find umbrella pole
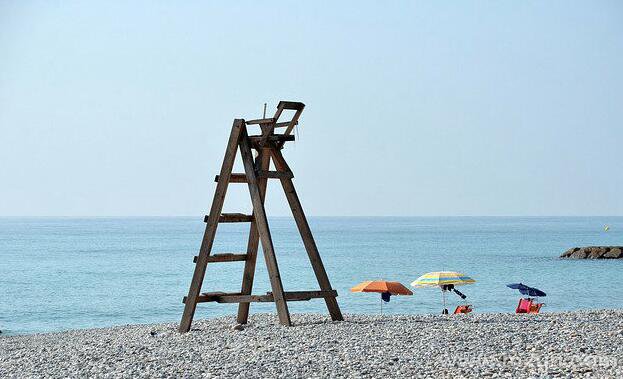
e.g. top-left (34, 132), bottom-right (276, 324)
top-left (380, 297), bottom-right (383, 315)
top-left (442, 288), bottom-right (448, 315)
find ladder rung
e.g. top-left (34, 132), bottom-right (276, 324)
top-left (275, 121), bottom-right (297, 128)
top-left (214, 171), bottom-right (293, 183)
top-left (284, 290), bottom-right (338, 301)
top-left (197, 292), bottom-right (265, 303)
top-left (204, 214), bottom-right (254, 223)
top-left (212, 213), bottom-right (254, 223)
top-left (278, 101), bottom-right (305, 111)
top-left (249, 135), bottom-right (295, 144)
top-left (245, 119), bottom-right (297, 129)
top-left (246, 117), bottom-right (276, 125)
top-left (214, 174), bottom-right (247, 183)
top-left (256, 171), bottom-right (294, 179)
top-left (190, 290), bottom-right (338, 304)
top-left (183, 291), bottom-right (236, 304)
top-left (193, 253), bottom-right (248, 263)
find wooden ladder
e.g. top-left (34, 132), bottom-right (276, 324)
top-left (179, 101), bottom-right (343, 332)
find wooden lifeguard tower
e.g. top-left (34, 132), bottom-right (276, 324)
top-left (179, 101), bottom-right (343, 332)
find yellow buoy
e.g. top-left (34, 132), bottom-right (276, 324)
top-left (604, 225), bottom-right (610, 232)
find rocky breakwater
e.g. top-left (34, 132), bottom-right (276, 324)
top-left (560, 246), bottom-right (623, 259)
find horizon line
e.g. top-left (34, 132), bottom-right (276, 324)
top-left (0, 215), bottom-right (621, 218)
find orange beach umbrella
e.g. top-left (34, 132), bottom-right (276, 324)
top-left (351, 281), bottom-right (413, 295)
top-left (351, 280), bottom-right (413, 313)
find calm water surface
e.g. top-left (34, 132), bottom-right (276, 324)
top-left (1, 217), bottom-right (622, 335)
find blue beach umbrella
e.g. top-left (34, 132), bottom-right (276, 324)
top-left (506, 283), bottom-right (546, 298)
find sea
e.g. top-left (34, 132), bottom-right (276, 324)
top-left (1, 217), bottom-right (622, 336)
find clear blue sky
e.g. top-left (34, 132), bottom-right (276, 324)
top-left (1, 1), bottom-right (621, 216)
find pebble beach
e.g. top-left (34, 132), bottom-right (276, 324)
top-left (1, 310), bottom-right (622, 378)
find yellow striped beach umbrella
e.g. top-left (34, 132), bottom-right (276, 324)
top-left (411, 271), bottom-right (476, 314)
top-left (411, 271), bottom-right (475, 287)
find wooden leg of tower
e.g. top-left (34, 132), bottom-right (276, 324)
top-left (270, 149), bottom-right (344, 321)
top-left (179, 120), bottom-right (243, 333)
top-left (236, 148), bottom-right (271, 324)
top-left (239, 127), bottom-right (292, 326)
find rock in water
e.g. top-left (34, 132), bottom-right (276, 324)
top-left (604, 247), bottom-right (623, 259)
top-left (570, 249), bottom-right (588, 259)
top-left (588, 247), bottom-right (606, 259)
top-left (561, 246), bottom-right (623, 259)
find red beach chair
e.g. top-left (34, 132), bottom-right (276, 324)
top-left (515, 298), bottom-right (533, 313)
top-left (528, 302), bottom-right (543, 314)
top-left (453, 304), bottom-right (473, 314)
